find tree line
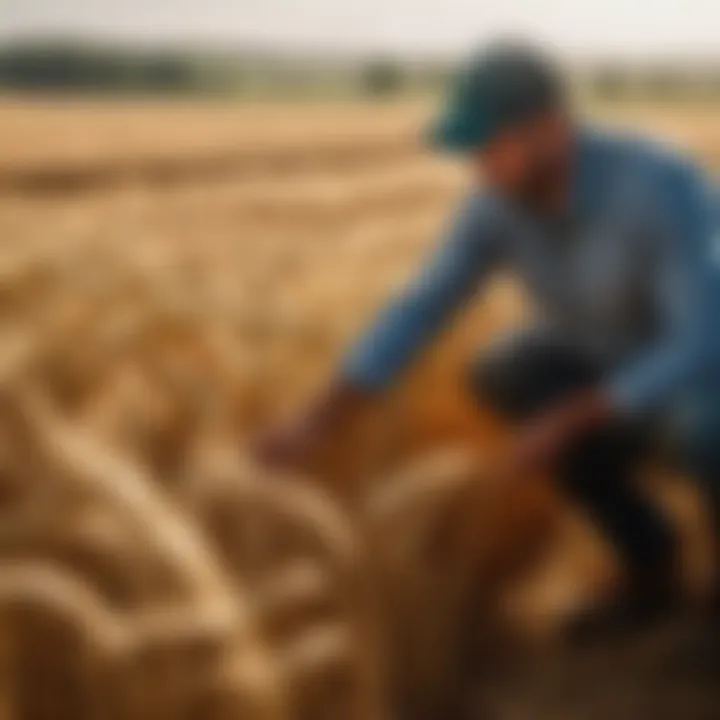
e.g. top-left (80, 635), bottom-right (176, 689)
top-left (0, 42), bottom-right (210, 94)
top-left (1, 41), bottom-right (718, 101)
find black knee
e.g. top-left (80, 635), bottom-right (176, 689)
top-left (467, 351), bottom-right (530, 420)
top-left (467, 333), bottom-right (597, 421)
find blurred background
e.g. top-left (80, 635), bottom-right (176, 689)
top-left (0, 2), bottom-right (718, 719)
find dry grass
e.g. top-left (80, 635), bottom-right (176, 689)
top-left (0, 97), bottom-right (717, 719)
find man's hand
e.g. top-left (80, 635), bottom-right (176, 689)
top-left (253, 381), bottom-right (370, 471)
top-left (508, 389), bottom-right (615, 477)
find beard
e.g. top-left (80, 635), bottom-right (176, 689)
top-left (516, 152), bottom-right (571, 215)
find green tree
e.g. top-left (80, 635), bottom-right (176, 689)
top-left (363, 59), bottom-right (403, 97)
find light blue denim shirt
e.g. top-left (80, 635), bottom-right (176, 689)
top-left (343, 127), bottom-right (720, 415)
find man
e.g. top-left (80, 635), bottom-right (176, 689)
top-left (259, 41), bottom-right (720, 624)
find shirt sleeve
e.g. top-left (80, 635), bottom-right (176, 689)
top-left (342, 191), bottom-right (503, 391)
top-left (606, 161), bottom-right (720, 414)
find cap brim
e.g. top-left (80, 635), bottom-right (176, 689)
top-left (428, 111), bottom-right (485, 154)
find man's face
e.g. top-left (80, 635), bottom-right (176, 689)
top-left (475, 110), bottom-right (573, 213)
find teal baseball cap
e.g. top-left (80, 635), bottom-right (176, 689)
top-left (430, 41), bottom-right (565, 154)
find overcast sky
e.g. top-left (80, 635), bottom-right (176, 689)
top-left (3, 0), bottom-right (719, 60)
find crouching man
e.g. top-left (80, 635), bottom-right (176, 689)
top-left (258, 41), bottom-right (720, 630)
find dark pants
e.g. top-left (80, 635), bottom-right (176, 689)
top-left (468, 329), bottom-right (683, 588)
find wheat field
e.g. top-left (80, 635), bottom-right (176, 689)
top-left (0, 97), bottom-right (718, 719)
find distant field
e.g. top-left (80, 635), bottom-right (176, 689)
top-left (0, 97), bottom-right (717, 170)
top-left (0, 99), bottom-right (461, 447)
